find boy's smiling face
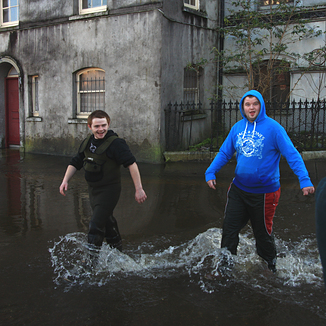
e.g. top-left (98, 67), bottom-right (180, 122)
top-left (88, 117), bottom-right (110, 139)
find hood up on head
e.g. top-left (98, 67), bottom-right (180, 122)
top-left (238, 90), bottom-right (267, 139)
top-left (239, 89), bottom-right (267, 123)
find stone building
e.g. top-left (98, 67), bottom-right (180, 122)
top-left (0, 0), bottom-right (219, 162)
top-left (222, 0), bottom-right (326, 102)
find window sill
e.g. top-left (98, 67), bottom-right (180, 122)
top-left (0, 24), bottom-right (19, 32)
top-left (69, 10), bottom-right (109, 21)
top-left (68, 119), bottom-right (88, 124)
top-left (182, 6), bottom-right (207, 18)
top-left (26, 117), bottom-right (42, 122)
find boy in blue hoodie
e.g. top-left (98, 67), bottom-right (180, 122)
top-left (205, 90), bottom-right (315, 272)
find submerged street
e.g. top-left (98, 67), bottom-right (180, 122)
top-left (0, 149), bottom-right (326, 325)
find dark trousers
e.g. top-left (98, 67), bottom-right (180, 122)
top-left (87, 183), bottom-right (122, 249)
top-left (221, 183), bottom-right (281, 265)
top-left (316, 177), bottom-right (326, 287)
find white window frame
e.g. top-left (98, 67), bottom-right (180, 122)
top-left (32, 75), bottom-right (39, 117)
top-left (184, 0), bottom-right (200, 10)
top-left (79, 0), bottom-right (107, 15)
top-left (1, 0), bottom-right (19, 28)
top-left (76, 68), bottom-right (105, 119)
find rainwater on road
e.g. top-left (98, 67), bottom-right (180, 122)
top-left (1, 148), bottom-right (326, 325)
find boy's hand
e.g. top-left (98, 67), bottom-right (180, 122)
top-left (207, 179), bottom-right (216, 190)
top-left (302, 186), bottom-right (315, 196)
top-left (135, 188), bottom-right (147, 204)
top-left (59, 182), bottom-right (68, 196)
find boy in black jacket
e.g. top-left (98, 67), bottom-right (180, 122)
top-left (59, 110), bottom-right (147, 250)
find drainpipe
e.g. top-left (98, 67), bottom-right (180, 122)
top-left (213, 0), bottom-right (224, 151)
top-left (217, 0), bottom-right (224, 102)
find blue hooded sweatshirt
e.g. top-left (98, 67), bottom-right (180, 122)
top-left (205, 90), bottom-right (313, 193)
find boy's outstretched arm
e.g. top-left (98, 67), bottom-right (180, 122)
top-left (59, 165), bottom-right (77, 196)
top-left (128, 162), bottom-right (147, 204)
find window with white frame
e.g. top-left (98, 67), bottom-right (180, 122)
top-left (184, 0), bottom-right (199, 10)
top-left (76, 68), bottom-right (105, 118)
top-left (79, 0), bottom-right (107, 15)
top-left (1, 0), bottom-right (19, 27)
top-left (32, 76), bottom-right (39, 117)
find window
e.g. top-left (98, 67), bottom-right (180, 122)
top-left (76, 68), bottom-right (105, 118)
top-left (184, 68), bottom-right (199, 103)
top-left (7, 66), bottom-right (18, 77)
top-left (31, 76), bottom-right (39, 117)
top-left (260, 0), bottom-right (293, 6)
top-left (79, 0), bottom-right (107, 15)
top-left (1, 0), bottom-right (19, 27)
top-left (254, 61), bottom-right (290, 103)
top-left (28, 75), bottom-right (40, 119)
top-left (184, 0), bottom-right (200, 10)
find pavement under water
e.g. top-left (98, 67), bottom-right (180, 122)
top-left (0, 148), bottom-right (326, 325)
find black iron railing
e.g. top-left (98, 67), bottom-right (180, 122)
top-left (165, 99), bottom-right (326, 152)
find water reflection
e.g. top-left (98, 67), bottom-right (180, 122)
top-left (24, 181), bottom-right (43, 230)
top-left (1, 149), bottom-right (326, 325)
top-left (0, 150), bottom-right (24, 236)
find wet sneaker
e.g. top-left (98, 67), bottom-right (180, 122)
top-left (83, 243), bottom-right (100, 268)
top-left (204, 252), bottom-right (234, 279)
top-left (267, 262), bottom-right (277, 273)
top-left (80, 259), bottom-right (93, 272)
top-left (110, 239), bottom-right (123, 252)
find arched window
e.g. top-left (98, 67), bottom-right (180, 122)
top-left (76, 68), bottom-right (105, 118)
top-left (254, 60), bottom-right (290, 103)
top-left (7, 66), bottom-right (18, 77)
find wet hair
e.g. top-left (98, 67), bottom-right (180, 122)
top-left (87, 110), bottom-right (111, 126)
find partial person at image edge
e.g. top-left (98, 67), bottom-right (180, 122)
top-left (316, 177), bottom-right (326, 288)
top-left (205, 89), bottom-right (315, 273)
top-left (59, 110), bottom-right (147, 252)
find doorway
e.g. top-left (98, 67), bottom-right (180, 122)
top-left (5, 76), bottom-right (20, 146)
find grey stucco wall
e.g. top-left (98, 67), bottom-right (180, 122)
top-left (160, 0), bottom-right (219, 147)
top-left (19, 0), bottom-right (75, 23)
top-left (1, 6), bottom-right (163, 161)
top-left (0, 0), bottom-right (220, 162)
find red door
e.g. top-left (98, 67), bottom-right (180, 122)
top-left (5, 77), bottom-right (20, 146)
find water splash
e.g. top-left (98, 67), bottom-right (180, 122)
top-left (49, 228), bottom-right (324, 292)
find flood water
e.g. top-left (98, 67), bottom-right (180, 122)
top-left (1, 148), bottom-right (326, 325)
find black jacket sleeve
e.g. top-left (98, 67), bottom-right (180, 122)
top-left (107, 138), bottom-right (136, 168)
top-left (69, 151), bottom-right (85, 170)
